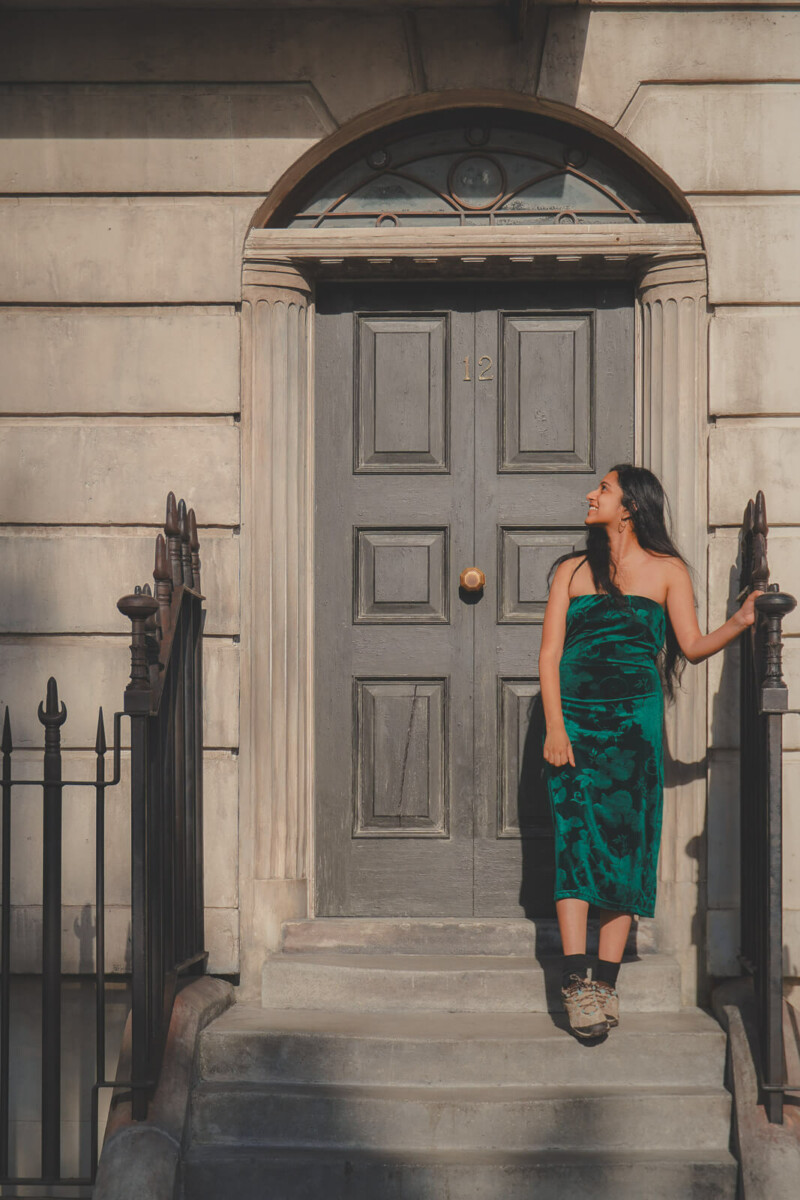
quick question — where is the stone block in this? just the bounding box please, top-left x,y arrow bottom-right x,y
0,197 -> 257,303
206,907 -> 240,976
6,978 -> 129,1175
0,420 -> 239,524
707,751 -> 740,911
706,908 -> 740,978
0,636 -> 238,749
710,422 -> 800,525
5,750 -> 130,908
708,530 -> 800,629
784,755 -> 800,911
415,8 -> 537,94
710,308 -> 800,417
0,306 -> 240,415
3,747 -> 237,968
707,637 -> 800,751
204,753 -> 239,910
0,83 -> 333,194
785,910 -> 800,976
538,10 -> 800,125
618,84 -> 800,193
692,198 -> 800,305
0,529 -> 239,636
0,10 -> 413,126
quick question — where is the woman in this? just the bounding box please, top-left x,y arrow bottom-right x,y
539,464 -> 760,1039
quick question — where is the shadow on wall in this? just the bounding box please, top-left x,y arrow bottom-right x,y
707,556 -> 746,980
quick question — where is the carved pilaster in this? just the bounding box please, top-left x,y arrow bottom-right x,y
637,256 -> 709,999
240,257 -> 313,983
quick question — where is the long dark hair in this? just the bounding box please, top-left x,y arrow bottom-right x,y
551,464 -> 689,699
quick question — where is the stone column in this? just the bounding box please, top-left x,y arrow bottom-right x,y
239,259 -> 313,998
638,255 -> 709,1002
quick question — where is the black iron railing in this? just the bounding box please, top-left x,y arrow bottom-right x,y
116,493 -> 208,1123
738,491 -> 797,1123
0,491 -> 206,1185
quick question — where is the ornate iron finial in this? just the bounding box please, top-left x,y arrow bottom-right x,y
757,586 -> 798,709
752,491 -> 769,592
188,508 -> 201,594
178,499 -> 194,589
118,592 -> 159,693
153,533 -> 172,636
2,707 -> 12,756
38,677 -> 68,745
165,491 -> 183,587
95,707 -> 107,756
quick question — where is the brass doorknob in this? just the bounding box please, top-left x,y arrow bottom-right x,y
460,567 -> 486,592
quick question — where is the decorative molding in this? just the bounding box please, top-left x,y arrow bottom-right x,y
240,264 -> 313,890
638,252 -> 709,1000
238,241 -> 710,1002
245,224 -> 702,267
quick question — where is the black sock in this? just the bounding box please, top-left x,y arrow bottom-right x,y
595,959 -> 621,988
561,953 -> 589,988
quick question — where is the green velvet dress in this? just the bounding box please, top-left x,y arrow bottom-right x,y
546,594 -> 666,918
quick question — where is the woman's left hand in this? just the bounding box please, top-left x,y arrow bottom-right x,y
734,590 -> 764,629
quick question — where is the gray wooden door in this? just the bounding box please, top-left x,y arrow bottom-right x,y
314,282 -> 633,916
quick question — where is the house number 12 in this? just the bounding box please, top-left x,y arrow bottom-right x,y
463,355 -> 494,382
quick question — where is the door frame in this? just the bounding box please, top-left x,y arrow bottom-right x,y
237,222 -> 709,1004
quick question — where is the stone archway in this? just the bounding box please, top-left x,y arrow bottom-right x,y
236,94 -> 708,1003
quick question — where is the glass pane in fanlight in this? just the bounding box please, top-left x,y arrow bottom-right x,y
494,210 -> 634,226
340,173 -> 454,214
501,172 -> 627,214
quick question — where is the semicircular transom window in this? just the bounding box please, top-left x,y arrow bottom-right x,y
287,120 -> 676,229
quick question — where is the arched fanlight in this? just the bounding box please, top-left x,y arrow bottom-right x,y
286,118 -> 676,229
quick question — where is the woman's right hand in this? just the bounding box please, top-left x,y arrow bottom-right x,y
544,725 -> 575,768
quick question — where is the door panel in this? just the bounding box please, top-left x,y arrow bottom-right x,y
473,285 -> 634,915
356,314 -> 449,472
314,281 -> 634,917
315,285 -> 474,916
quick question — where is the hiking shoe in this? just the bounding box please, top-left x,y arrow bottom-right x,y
594,980 -> 619,1027
561,974 -> 608,1038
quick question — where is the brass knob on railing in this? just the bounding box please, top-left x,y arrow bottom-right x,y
460,567 -> 486,592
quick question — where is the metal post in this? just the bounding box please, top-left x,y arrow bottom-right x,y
38,678 -> 67,1179
118,591 -> 158,1122
94,710 -> 107,1145
0,709 -> 12,1176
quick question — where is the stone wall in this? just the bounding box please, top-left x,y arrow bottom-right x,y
0,2 -> 798,987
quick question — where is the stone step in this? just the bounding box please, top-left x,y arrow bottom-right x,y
281,916 -> 657,957
261,952 -> 681,1013
190,1081 -> 732,1154
199,1006 -> 726,1089
182,1145 -> 738,1200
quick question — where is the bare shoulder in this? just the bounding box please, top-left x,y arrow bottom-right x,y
550,556 -> 586,595
659,555 -> 693,594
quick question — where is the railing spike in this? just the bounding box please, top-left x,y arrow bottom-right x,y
188,509 -> 202,594
1,707 -> 11,755
38,677 -> 67,732
165,491 -> 180,538
95,708 -> 107,756
166,492 -> 183,586
45,681 -> 62,715
141,583 -> 152,596
154,533 -> 173,637
154,533 -> 170,583
754,490 -> 768,536
178,499 -> 194,589
134,585 -> 142,595
744,498 -> 755,533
